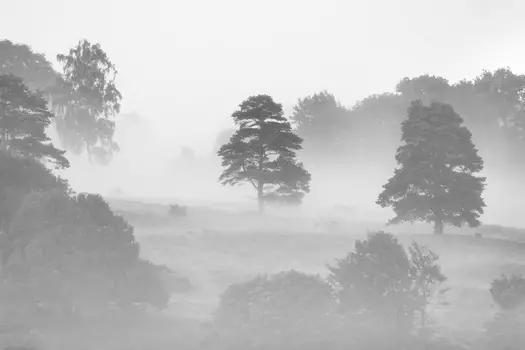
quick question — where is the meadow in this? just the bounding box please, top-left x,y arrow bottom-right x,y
93,197 -> 525,349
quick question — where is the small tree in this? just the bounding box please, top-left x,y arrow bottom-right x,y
327,231 -> 448,348
327,231 -> 415,331
376,100 -> 486,234
218,95 -> 311,213
408,241 -> 448,328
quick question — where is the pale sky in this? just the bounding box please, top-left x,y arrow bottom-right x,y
2,0 -> 525,224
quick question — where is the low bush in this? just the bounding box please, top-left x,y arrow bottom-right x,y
213,270 -> 348,349
213,231 -> 449,349
0,189 -> 172,322
478,274 -> 525,349
168,204 -> 188,217
489,274 -> 525,310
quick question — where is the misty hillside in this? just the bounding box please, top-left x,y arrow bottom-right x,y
3,1 -> 525,349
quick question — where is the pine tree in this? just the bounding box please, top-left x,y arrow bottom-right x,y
0,74 -> 69,169
218,94 -> 311,213
376,100 -> 486,234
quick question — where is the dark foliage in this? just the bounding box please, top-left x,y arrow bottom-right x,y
489,274 -> 525,310
377,101 -> 486,234
218,95 -> 311,212
0,74 -> 69,169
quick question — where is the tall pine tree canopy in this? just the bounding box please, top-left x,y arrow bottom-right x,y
0,74 -> 69,169
218,94 -> 311,212
376,100 -> 486,234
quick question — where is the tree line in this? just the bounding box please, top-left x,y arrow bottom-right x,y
0,39 -> 174,330
0,39 -> 509,235
218,86 -> 500,233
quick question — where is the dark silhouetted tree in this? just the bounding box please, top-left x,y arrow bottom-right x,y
218,94 -> 311,213
376,100 -> 486,234
50,39 -> 122,165
0,74 -> 69,169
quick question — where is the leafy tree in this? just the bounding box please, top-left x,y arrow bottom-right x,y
49,40 -> 122,165
218,94 -> 311,213
0,74 -> 69,169
376,100 -> 486,234
0,39 -> 123,165
290,91 -> 350,158
408,241 -> 448,328
395,75 -> 451,105
327,231 -> 448,348
0,40 -> 58,91
327,231 -> 415,331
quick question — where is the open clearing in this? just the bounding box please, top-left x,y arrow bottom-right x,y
107,198 -> 525,346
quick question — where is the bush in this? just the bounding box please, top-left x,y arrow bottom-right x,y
489,274 -> 525,310
214,270 -> 346,349
0,153 -> 70,233
0,189 -> 172,321
327,231 -> 414,327
479,274 -> 525,349
327,231 -> 447,347
168,204 -> 187,217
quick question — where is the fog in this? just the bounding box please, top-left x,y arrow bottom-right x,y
54,111 -> 525,228
3,0 -> 524,229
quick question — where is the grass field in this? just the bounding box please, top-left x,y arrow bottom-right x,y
97,198 -> 525,348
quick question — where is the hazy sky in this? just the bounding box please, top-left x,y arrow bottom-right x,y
2,0 -> 525,223
3,0 -> 525,148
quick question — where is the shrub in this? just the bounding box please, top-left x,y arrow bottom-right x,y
0,153 -> 70,232
214,270 -> 346,349
489,274 -> 525,310
327,231 -> 448,347
0,189 -> 172,321
479,274 -> 525,349
327,231 -> 414,327
168,204 -> 187,217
